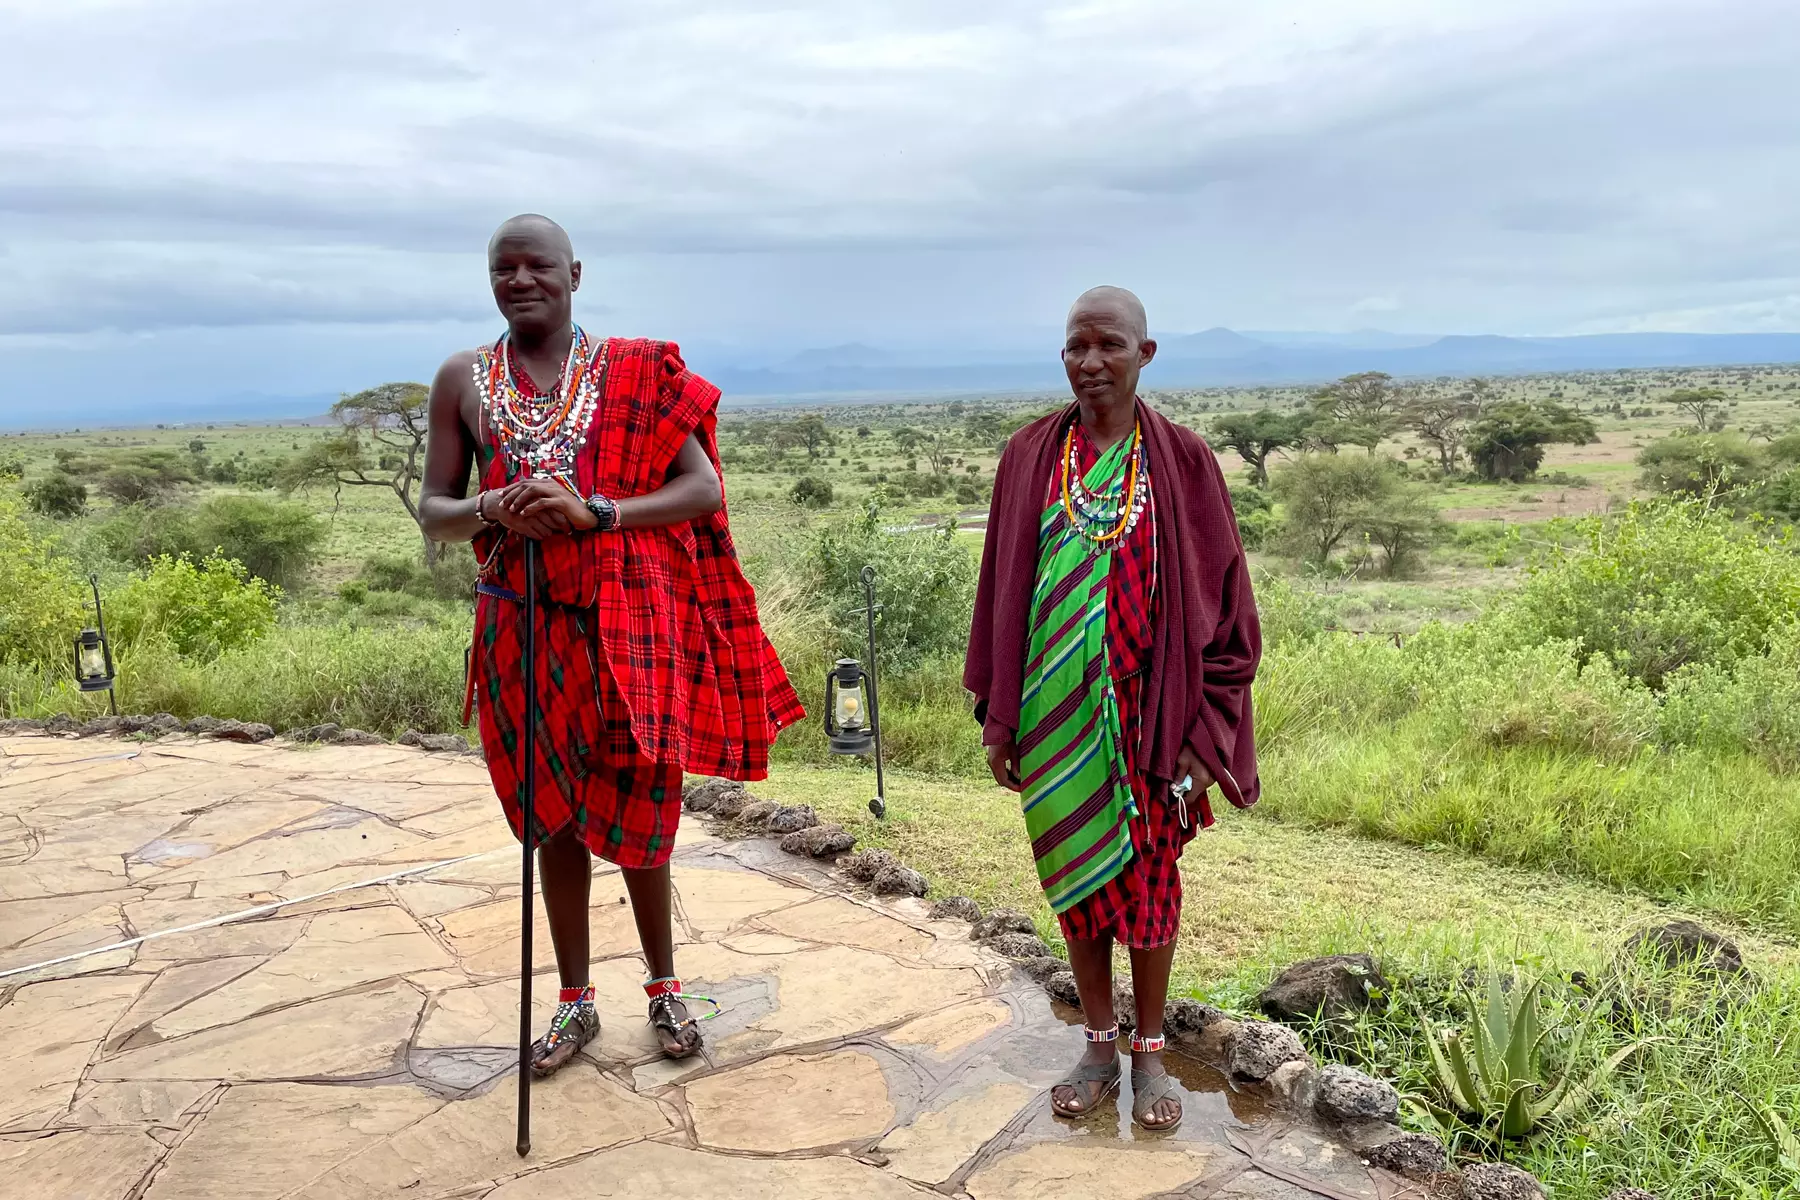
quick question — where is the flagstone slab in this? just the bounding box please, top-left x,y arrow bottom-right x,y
392,879 -> 496,919
437,890 -> 652,978
0,974 -> 149,1130
61,1079 -> 213,1127
148,907 -> 451,1038
878,1079 -> 1037,1185
756,894 -> 939,960
290,1063 -> 671,1198
670,864 -> 815,935
142,817 -> 432,886
416,958 -> 659,1064
129,913 -> 309,967
142,1081 -> 443,1200
0,1128 -> 164,1197
128,797 -> 331,868
886,996 -> 1015,1058
1250,1125 -> 1384,1200
964,1141 -> 1218,1200
486,1139 -> 925,1200
111,957 -> 265,1047
92,982 -> 424,1082
0,889 -> 140,953
686,1047 -> 895,1151
0,860 -> 132,902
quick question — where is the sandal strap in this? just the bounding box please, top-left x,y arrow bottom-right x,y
1130,1032 -> 1167,1053
1059,1059 -> 1122,1086
1131,1069 -> 1182,1114
1084,1024 -> 1120,1043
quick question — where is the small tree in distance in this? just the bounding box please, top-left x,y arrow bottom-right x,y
1467,401 -> 1597,482
1665,387 -> 1729,431
280,382 -> 436,562
1208,410 -> 1311,486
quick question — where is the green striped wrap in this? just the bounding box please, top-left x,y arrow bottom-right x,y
1016,436 -> 1139,913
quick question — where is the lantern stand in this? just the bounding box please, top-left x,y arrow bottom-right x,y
857,565 -> 887,819
73,574 -> 118,716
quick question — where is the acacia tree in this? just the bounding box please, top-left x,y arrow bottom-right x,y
1466,400 -> 1597,482
780,414 -> 833,459
1309,371 -> 1404,452
1404,379 -> 1492,474
1208,409 -> 1311,486
1665,387 -> 1729,431
280,381 -> 437,562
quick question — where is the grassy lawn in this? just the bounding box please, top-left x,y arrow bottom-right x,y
762,762 -> 1799,999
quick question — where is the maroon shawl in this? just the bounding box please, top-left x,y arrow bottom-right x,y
964,400 -> 1262,809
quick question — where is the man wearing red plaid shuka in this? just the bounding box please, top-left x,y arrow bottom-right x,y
420,215 -> 803,1071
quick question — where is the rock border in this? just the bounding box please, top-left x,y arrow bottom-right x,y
0,713 -> 483,756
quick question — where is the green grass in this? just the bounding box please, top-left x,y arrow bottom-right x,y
765,763 -> 1800,1197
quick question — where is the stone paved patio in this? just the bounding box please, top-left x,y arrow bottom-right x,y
0,734 -> 1421,1199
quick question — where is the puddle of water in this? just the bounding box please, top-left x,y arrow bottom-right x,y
134,839 -> 213,864
1042,998 -> 1273,1146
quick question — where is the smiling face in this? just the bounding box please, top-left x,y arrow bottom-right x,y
487,216 -> 580,339
1062,288 -> 1156,409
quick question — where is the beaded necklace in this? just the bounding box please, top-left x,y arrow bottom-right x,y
1058,420 -> 1145,547
474,324 -> 608,483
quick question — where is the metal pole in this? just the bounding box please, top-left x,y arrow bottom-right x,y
90,574 -> 116,717
860,565 -> 886,819
516,537 -> 539,1158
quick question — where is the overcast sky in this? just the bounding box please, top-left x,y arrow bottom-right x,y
2,0 -> 1797,414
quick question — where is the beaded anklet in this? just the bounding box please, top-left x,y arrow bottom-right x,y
538,984 -> 596,1059
1084,1024 -> 1120,1043
1130,1032 -> 1167,1054
643,977 -> 723,1029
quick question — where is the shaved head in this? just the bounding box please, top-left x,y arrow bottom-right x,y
489,213 -> 574,264
1068,286 -> 1147,343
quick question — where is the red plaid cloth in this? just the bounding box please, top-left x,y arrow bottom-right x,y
470,338 -> 803,864
1055,423 -> 1204,948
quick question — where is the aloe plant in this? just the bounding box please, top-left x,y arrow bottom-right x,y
1414,970 -> 1647,1140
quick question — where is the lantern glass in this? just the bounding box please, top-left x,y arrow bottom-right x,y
75,629 -> 112,690
833,682 -> 865,730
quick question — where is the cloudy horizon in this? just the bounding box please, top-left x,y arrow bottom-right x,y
2,0 -> 1797,415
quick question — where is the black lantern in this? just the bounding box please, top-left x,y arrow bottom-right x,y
73,575 -> 117,714
820,567 -> 889,817
825,659 -> 874,756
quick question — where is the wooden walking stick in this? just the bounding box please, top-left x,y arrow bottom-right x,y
515,535 -> 539,1158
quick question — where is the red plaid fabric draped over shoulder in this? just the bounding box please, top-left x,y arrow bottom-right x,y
472,338 -> 804,780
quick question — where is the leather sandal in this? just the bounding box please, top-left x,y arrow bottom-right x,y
530,985 -> 600,1077
645,976 -> 720,1061
1051,1025 -> 1122,1117
1129,1032 -> 1183,1130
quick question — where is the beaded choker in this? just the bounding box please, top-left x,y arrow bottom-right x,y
475,324 -> 608,482
1058,421 -> 1145,547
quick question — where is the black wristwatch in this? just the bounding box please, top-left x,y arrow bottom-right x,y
584,494 -> 619,532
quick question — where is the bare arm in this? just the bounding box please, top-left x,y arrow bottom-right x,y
502,433 -> 723,531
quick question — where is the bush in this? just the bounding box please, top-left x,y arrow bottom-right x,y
98,495 -> 324,589
0,499 -> 85,665
1270,453 -> 1396,565
357,545 -> 477,604
1659,619 -> 1800,771
791,476 -> 834,507
1228,485 -> 1276,551
188,495 -> 325,589
1636,431 -> 1764,496
1362,487 -> 1444,578
110,554 -> 279,662
807,500 -> 977,674
24,472 -> 88,518
1504,499 -> 1800,688
92,449 -> 198,505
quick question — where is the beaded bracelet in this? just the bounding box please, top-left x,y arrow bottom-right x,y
475,490 -> 497,527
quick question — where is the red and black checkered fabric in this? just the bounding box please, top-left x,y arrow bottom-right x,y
1053,423 -> 1205,949
470,338 -> 804,863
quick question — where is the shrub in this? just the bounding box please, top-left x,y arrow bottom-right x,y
92,449 -> 198,505
24,472 -> 88,518
1362,486 -> 1444,578
188,495 -> 325,589
807,500 -> 977,674
1636,431 -> 1764,496
0,499 -> 85,665
1504,499 -> 1800,688
0,452 -> 25,482
1659,619 -> 1800,771
358,545 -> 477,603
110,554 -> 279,662
1270,453 -> 1396,565
1228,484 -> 1276,551
791,476 -> 834,507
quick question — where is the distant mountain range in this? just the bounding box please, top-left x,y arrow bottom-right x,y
705,329 -> 1800,402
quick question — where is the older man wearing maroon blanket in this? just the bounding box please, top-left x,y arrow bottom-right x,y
965,286 -> 1261,1130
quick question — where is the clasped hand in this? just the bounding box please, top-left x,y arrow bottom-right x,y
485,478 -> 597,540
